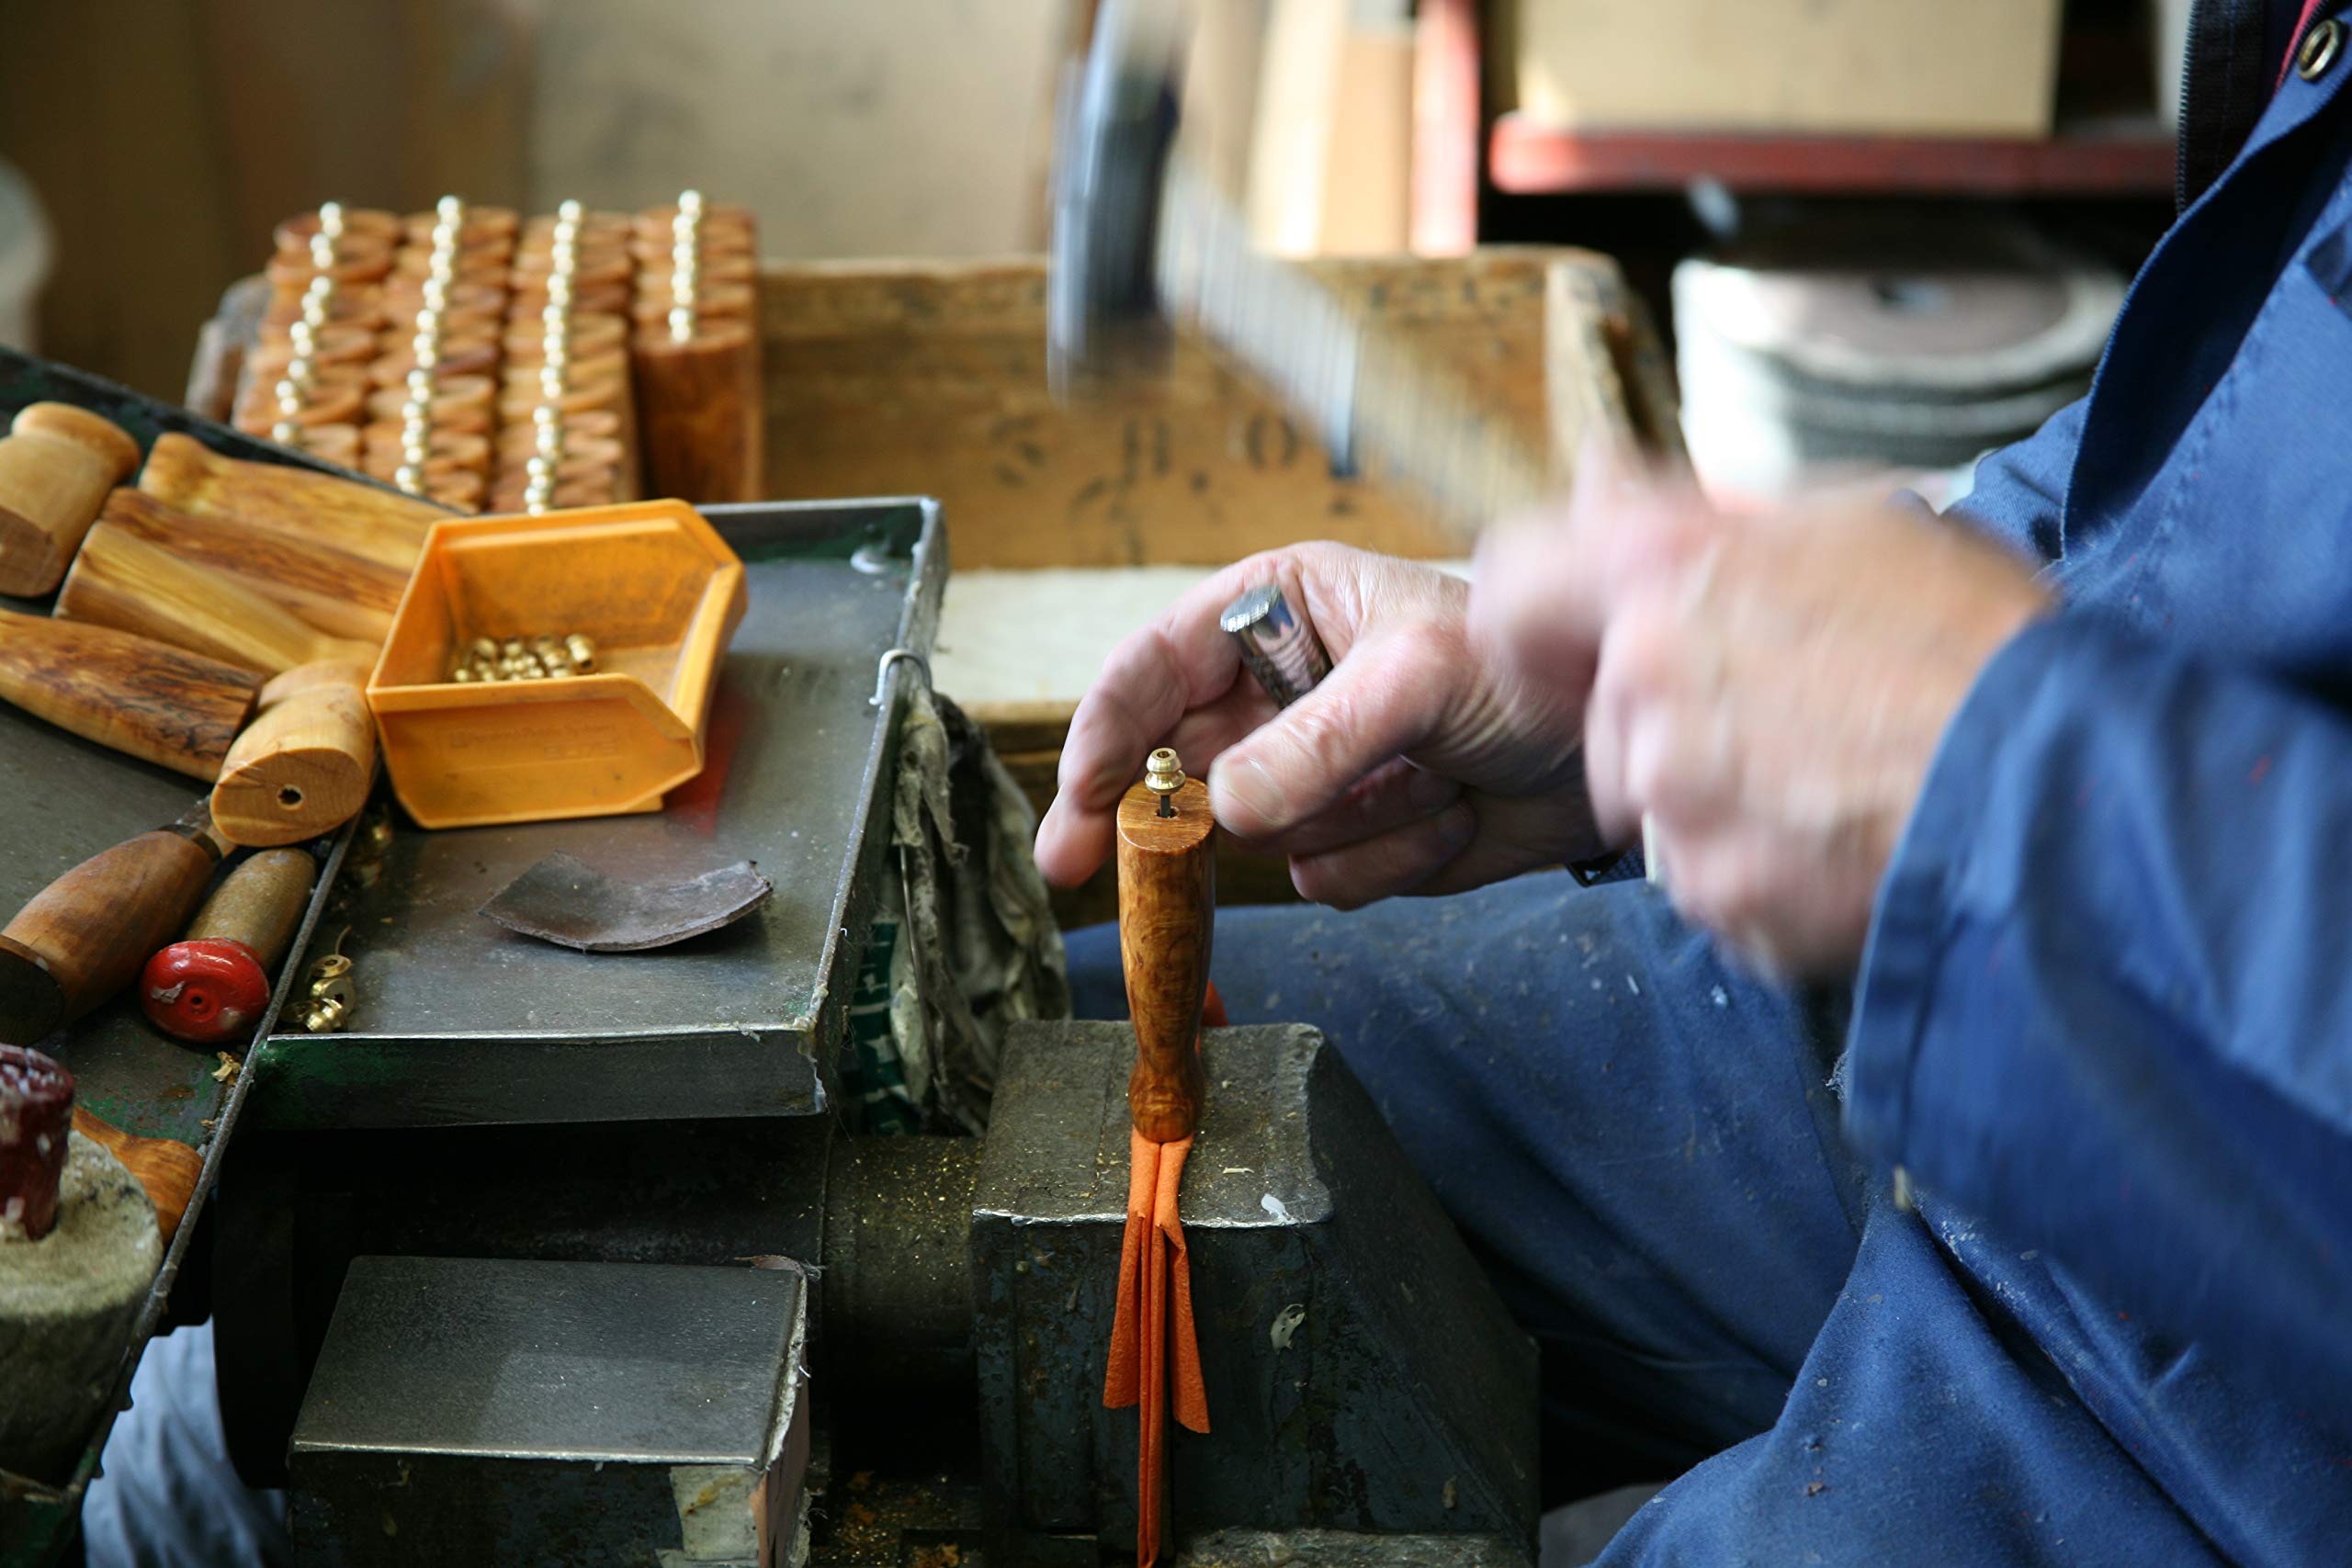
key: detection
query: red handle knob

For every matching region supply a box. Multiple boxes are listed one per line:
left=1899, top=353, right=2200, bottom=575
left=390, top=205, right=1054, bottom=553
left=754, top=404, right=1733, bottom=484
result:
left=141, top=938, right=269, bottom=1045
left=0, top=1043, right=73, bottom=1239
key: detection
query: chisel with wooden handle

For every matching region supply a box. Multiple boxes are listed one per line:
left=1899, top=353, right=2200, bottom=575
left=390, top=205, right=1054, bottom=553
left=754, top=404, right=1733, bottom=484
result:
left=0, top=610, right=260, bottom=780
left=140, top=848, right=316, bottom=1045
left=136, top=432, right=444, bottom=571
left=0, top=798, right=230, bottom=1046
left=0, top=403, right=141, bottom=596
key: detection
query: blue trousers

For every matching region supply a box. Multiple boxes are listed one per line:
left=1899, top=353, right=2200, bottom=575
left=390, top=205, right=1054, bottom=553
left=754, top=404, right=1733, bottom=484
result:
left=1066, top=875, right=2235, bottom=1566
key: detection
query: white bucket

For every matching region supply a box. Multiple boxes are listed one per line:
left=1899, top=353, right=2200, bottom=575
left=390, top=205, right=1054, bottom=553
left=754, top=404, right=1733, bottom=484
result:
left=0, top=159, right=54, bottom=352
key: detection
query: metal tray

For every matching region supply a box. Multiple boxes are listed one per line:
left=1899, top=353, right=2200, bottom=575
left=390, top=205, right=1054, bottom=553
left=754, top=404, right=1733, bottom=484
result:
left=0, top=347, right=386, bottom=1561
left=244, top=497, right=945, bottom=1131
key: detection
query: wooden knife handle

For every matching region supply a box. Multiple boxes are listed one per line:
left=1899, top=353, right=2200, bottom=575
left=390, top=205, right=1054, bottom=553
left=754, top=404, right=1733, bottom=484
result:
left=71, top=1106, right=202, bottom=1245
left=0, top=799, right=227, bottom=1045
left=0, top=402, right=141, bottom=597
left=1115, top=773, right=1215, bottom=1143
left=210, top=662, right=377, bottom=848
left=0, top=608, right=260, bottom=781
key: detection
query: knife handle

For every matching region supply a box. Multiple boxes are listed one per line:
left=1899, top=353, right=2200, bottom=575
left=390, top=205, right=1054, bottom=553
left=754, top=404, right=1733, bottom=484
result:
left=1115, top=753, right=1214, bottom=1144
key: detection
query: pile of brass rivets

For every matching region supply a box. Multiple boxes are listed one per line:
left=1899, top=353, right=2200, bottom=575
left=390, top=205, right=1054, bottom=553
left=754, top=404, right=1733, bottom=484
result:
left=393, top=195, right=465, bottom=497
left=525, top=198, right=585, bottom=514
left=446, top=632, right=599, bottom=684
left=269, top=201, right=346, bottom=450
left=667, top=187, right=703, bottom=344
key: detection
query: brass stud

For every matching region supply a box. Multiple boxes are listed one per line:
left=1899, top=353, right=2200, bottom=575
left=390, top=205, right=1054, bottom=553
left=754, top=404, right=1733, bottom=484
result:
left=2299, top=17, right=2344, bottom=80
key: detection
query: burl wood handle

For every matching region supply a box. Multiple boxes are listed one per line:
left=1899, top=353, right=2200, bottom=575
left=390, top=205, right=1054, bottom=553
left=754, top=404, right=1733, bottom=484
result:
left=1115, top=775, right=1216, bottom=1143
left=0, top=799, right=227, bottom=1046
left=72, top=1107, right=203, bottom=1245
left=0, top=402, right=141, bottom=597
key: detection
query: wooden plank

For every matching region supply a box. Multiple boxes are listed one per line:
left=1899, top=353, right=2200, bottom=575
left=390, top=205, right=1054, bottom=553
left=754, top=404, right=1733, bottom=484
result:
left=755, top=247, right=1638, bottom=570
left=1410, top=0, right=1483, bottom=255
left=1488, top=116, right=2177, bottom=197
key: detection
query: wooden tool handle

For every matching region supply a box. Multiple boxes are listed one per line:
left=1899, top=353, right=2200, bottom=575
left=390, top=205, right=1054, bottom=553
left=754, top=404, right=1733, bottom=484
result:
left=137, top=432, right=440, bottom=571
left=0, top=402, right=141, bottom=597
left=56, top=523, right=377, bottom=676
left=0, top=799, right=227, bottom=1045
left=632, top=320, right=763, bottom=505
left=98, top=488, right=408, bottom=645
left=71, top=1107, right=202, bottom=1245
left=210, top=663, right=377, bottom=847
left=140, top=848, right=318, bottom=1045
left=186, top=849, right=316, bottom=964
left=1115, top=772, right=1216, bottom=1143
left=0, top=609, right=259, bottom=780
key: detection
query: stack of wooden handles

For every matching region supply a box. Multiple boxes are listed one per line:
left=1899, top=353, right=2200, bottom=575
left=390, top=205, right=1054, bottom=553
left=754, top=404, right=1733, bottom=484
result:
left=495, top=200, right=642, bottom=513
left=238, top=192, right=763, bottom=512
left=241, top=202, right=492, bottom=513
left=0, top=412, right=437, bottom=849
left=628, top=192, right=763, bottom=506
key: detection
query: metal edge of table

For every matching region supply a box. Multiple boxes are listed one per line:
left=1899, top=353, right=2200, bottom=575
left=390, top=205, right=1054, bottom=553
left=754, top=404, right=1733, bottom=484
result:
left=0, top=345, right=407, bottom=1555
left=239, top=495, right=947, bottom=1132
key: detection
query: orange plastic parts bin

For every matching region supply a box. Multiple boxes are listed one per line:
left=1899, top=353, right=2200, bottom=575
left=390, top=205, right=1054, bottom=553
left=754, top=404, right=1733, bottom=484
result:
left=366, top=501, right=749, bottom=829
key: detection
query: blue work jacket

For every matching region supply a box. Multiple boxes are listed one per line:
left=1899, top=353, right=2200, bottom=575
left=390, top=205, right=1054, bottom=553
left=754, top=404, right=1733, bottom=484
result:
left=1847, top=1, right=2352, bottom=1560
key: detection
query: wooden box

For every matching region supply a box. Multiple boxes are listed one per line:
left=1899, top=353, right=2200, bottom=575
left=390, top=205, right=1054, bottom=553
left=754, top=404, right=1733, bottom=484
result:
left=1498, top=0, right=2064, bottom=140
left=751, top=248, right=1676, bottom=921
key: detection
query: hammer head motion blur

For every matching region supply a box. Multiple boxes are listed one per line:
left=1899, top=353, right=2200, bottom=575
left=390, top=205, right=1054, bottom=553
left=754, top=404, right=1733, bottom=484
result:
left=1047, top=0, right=1187, bottom=400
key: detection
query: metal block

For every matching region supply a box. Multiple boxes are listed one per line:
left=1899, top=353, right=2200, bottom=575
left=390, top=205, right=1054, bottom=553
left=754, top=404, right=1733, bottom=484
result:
left=288, top=1257, right=809, bottom=1567
left=971, top=1022, right=1538, bottom=1565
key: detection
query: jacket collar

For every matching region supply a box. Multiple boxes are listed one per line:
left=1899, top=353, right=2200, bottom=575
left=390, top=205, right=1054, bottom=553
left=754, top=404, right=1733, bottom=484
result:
left=2177, top=0, right=2316, bottom=209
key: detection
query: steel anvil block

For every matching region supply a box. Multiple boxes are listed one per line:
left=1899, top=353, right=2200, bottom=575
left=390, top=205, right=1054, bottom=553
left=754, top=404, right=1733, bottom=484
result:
left=972, top=1021, right=1539, bottom=1565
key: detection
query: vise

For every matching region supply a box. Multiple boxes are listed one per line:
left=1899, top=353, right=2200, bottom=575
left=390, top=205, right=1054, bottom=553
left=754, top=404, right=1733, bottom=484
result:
left=219, top=1021, right=1537, bottom=1564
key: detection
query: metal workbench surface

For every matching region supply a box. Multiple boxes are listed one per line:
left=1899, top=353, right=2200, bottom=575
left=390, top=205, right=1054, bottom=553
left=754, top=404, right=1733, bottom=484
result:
left=0, top=347, right=381, bottom=1561
left=245, top=496, right=946, bottom=1131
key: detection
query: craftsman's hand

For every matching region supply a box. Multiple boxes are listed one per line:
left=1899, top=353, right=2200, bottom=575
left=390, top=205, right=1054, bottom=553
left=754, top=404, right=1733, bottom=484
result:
left=1035, top=543, right=1607, bottom=906
left=1476, top=480, right=2052, bottom=976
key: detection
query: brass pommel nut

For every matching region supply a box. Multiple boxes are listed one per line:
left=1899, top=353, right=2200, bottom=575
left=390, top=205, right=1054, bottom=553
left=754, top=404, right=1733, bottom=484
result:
left=1145, top=748, right=1185, bottom=798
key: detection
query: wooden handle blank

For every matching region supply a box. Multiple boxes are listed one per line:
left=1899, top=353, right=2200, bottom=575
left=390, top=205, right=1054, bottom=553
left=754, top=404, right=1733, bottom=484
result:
left=56, top=524, right=376, bottom=676
left=72, top=1107, right=203, bottom=1245
left=0, top=609, right=259, bottom=780
left=1115, top=776, right=1216, bottom=1143
left=136, top=432, right=440, bottom=572
left=211, top=662, right=377, bottom=847
left=186, top=848, right=316, bottom=965
left=0, top=801, right=227, bottom=1046
left=633, top=319, right=763, bottom=505
left=98, top=488, right=409, bottom=646
left=0, top=403, right=141, bottom=597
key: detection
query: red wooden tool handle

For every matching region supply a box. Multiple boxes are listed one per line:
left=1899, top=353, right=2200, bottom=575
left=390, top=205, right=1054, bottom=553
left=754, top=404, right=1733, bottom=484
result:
left=1115, top=775, right=1216, bottom=1143
left=0, top=800, right=227, bottom=1046
left=141, top=848, right=317, bottom=1045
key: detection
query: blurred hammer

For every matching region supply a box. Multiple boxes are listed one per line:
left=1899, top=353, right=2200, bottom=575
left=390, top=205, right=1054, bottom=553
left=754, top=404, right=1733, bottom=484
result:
left=1049, top=0, right=1652, bottom=886
left=1047, top=0, right=1550, bottom=534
